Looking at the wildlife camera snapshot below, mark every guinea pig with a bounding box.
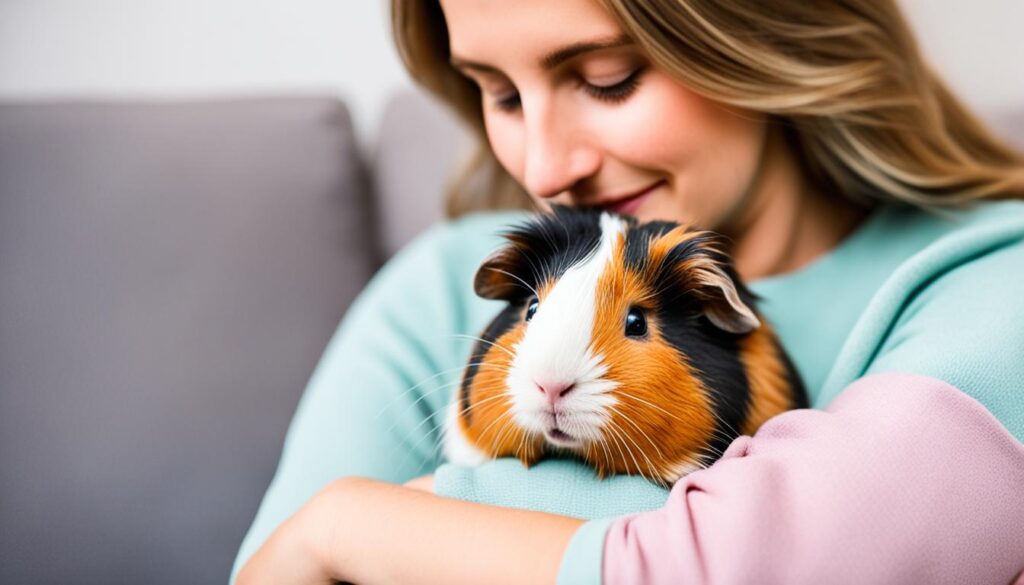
[442,205,807,487]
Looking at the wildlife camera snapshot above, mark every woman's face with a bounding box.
[440,0,773,226]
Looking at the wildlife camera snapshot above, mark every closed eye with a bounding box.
[492,67,646,113]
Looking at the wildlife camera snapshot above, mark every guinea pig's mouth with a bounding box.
[544,427,582,448]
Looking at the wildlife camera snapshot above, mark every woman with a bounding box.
[234,0,1024,583]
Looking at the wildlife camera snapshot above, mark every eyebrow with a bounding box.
[449,34,634,75]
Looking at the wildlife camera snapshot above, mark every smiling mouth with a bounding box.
[601,180,665,215]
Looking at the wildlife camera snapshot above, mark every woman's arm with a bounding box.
[238,374,1024,585]
[591,373,1024,584]
[230,216,518,583]
[236,477,583,585]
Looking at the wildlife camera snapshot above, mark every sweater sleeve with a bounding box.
[860,238,1024,441]
[229,219,501,584]
[560,372,1024,585]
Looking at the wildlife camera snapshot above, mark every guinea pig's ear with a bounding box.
[474,245,526,300]
[655,227,760,335]
[690,261,761,335]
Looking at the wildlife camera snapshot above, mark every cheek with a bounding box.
[600,76,768,225]
[484,113,525,182]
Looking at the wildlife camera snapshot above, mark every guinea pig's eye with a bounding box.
[625,307,647,337]
[525,298,539,322]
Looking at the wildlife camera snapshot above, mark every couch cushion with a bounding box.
[0,97,377,584]
[372,89,470,258]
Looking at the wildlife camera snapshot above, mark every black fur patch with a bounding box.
[655,306,751,461]
[493,205,605,300]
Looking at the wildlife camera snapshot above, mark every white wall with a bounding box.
[1,0,1022,148]
[900,0,1024,113]
[0,0,412,147]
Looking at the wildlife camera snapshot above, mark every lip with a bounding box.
[596,180,665,215]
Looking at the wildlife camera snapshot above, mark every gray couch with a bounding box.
[1,91,1021,585]
[0,92,464,584]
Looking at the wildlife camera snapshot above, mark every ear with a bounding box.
[652,227,761,335]
[691,261,761,334]
[473,245,527,300]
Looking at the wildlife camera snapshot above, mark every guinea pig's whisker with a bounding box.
[601,421,633,474]
[376,380,466,449]
[482,266,539,299]
[608,405,666,459]
[386,413,448,477]
[371,364,473,420]
[620,393,691,426]
[692,444,722,471]
[458,391,512,416]
[461,387,515,419]
[405,415,454,477]
[486,413,520,457]
[703,404,744,443]
[606,415,662,482]
[375,362,513,437]
[603,419,650,481]
[392,375,510,462]
[597,429,615,470]
[585,424,606,469]
[372,361,507,422]
[378,371,513,443]
[515,419,533,461]
[402,393,514,477]
[474,403,517,448]
[448,334,518,360]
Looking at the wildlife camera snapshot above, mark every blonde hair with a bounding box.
[391,0,1024,218]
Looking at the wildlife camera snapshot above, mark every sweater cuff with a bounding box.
[556,517,616,585]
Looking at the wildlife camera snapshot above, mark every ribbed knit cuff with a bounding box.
[556,517,616,585]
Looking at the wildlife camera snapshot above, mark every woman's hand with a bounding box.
[235,479,348,585]
[237,475,584,585]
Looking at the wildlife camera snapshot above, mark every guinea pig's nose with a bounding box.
[537,381,576,406]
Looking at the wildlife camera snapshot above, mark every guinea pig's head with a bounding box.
[453,205,765,486]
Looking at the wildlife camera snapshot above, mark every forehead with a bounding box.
[440,0,626,75]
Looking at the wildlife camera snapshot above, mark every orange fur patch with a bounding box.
[738,323,796,435]
[588,231,716,486]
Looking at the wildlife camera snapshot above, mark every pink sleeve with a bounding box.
[603,372,1024,584]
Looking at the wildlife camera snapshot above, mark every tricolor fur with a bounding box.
[444,206,807,487]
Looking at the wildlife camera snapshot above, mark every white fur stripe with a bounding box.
[505,213,626,443]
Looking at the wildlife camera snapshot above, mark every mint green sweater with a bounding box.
[230,200,1024,584]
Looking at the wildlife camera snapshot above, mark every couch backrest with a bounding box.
[0,97,378,584]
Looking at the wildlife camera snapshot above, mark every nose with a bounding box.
[537,380,576,407]
[521,97,601,199]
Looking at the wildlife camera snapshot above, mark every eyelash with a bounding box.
[491,67,645,113]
